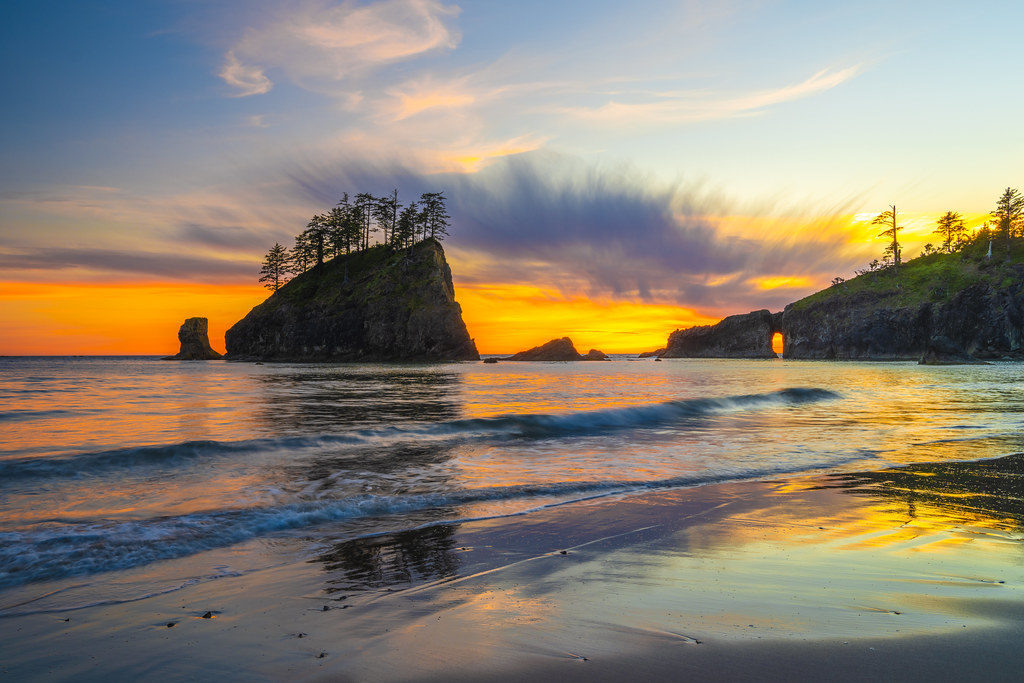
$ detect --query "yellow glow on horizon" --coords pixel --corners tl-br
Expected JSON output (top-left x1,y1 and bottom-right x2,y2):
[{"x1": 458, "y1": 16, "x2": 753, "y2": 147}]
[
  {"x1": 754, "y1": 275, "x2": 813, "y2": 290},
  {"x1": 457, "y1": 284, "x2": 717, "y2": 354},
  {"x1": 0, "y1": 281, "x2": 267, "y2": 355}
]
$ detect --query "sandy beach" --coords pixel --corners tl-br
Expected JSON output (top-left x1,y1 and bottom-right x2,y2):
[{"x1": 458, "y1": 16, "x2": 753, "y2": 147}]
[{"x1": 4, "y1": 454, "x2": 1023, "y2": 682}]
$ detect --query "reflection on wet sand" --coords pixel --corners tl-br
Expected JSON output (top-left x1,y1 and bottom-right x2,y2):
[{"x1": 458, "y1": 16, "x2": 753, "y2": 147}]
[
  {"x1": 314, "y1": 523, "x2": 461, "y2": 594},
  {"x1": 820, "y1": 453, "x2": 1024, "y2": 529}
]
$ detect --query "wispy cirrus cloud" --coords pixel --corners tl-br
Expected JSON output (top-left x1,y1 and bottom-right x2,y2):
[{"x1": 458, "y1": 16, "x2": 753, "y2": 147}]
[
  {"x1": 564, "y1": 66, "x2": 862, "y2": 126},
  {"x1": 219, "y1": 0, "x2": 460, "y2": 96},
  {"x1": 219, "y1": 50, "x2": 273, "y2": 97}
]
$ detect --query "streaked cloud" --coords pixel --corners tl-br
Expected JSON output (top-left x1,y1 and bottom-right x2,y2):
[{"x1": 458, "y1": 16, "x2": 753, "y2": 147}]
[
  {"x1": 565, "y1": 66, "x2": 862, "y2": 126},
  {"x1": 219, "y1": 50, "x2": 273, "y2": 97},
  {"x1": 224, "y1": 0, "x2": 460, "y2": 92}
]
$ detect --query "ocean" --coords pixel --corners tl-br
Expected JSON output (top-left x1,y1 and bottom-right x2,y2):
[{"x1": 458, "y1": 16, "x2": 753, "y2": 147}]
[{"x1": 1, "y1": 356, "x2": 1022, "y2": 615}]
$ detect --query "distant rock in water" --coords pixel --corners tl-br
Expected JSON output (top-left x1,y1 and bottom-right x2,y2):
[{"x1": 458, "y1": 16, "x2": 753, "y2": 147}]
[
  {"x1": 225, "y1": 239, "x2": 479, "y2": 362},
  {"x1": 637, "y1": 348, "x2": 665, "y2": 358},
  {"x1": 506, "y1": 337, "x2": 581, "y2": 361},
  {"x1": 163, "y1": 317, "x2": 222, "y2": 360},
  {"x1": 504, "y1": 337, "x2": 608, "y2": 361},
  {"x1": 919, "y1": 335, "x2": 988, "y2": 365},
  {"x1": 662, "y1": 310, "x2": 777, "y2": 359}
]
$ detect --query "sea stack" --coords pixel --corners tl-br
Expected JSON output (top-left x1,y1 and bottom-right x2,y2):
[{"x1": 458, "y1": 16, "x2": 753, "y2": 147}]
[
  {"x1": 505, "y1": 337, "x2": 608, "y2": 361},
  {"x1": 163, "y1": 317, "x2": 223, "y2": 360},
  {"x1": 225, "y1": 238, "x2": 479, "y2": 362}
]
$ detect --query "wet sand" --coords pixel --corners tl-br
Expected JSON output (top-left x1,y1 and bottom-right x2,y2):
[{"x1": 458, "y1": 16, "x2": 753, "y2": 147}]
[{"x1": 4, "y1": 455, "x2": 1024, "y2": 681}]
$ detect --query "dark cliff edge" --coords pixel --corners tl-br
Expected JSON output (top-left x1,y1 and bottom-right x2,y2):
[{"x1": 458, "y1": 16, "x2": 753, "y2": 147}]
[
  {"x1": 225, "y1": 239, "x2": 479, "y2": 362},
  {"x1": 662, "y1": 310, "x2": 777, "y2": 359},
  {"x1": 662, "y1": 251, "x2": 1024, "y2": 360}
]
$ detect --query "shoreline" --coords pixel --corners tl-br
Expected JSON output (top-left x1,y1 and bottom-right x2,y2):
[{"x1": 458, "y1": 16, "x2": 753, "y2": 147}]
[{"x1": 4, "y1": 455, "x2": 1024, "y2": 681}]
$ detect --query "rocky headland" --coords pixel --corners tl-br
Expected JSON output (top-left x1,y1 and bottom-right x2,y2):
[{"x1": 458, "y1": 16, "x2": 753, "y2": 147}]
[
  {"x1": 661, "y1": 310, "x2": 777, "y2": 359},
  {"x1": 661, "y1": 250, "x2": 1024, "y2": 361},
  {"x1": 163, "y1": 317, "x2": 222, "y2": 360},
  {"x1": 505, "y1": 337, "x2": 609, "y2": 361},
  {"x1": 225, "y1": 239, "x2": 479, "y2": 362}
]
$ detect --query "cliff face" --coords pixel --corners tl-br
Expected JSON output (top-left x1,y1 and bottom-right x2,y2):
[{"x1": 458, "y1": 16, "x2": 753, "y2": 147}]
[
  {"x1": 780, "y1": 263, "x2": 1024, "y2": 360},
  {"x1": 225, "y1": 239, "x2": 479, "y2": 362},
  {"x1": 659, "y1": 252, "x2": 1024, "y2": 361},
  {"x1": 662, "y1": 310, "x2": 777, "y2": 358}
]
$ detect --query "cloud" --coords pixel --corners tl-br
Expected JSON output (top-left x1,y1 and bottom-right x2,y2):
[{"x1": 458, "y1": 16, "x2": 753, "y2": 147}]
[
  {"x1": 564, "y1": 66, "x2": 862, "y2": 126},
  {"x1": 273, "y1": 150, "x2": 870, "y2": 313},
  {"x1": 224, "y1": 0, "x2": 460, "y2": 92},
  {"x1": 0, "y1": 246, "x2": 255, "y2": 282},
  {"x1": 219, "y1": 50, "x2": 273, "y2": 97}
]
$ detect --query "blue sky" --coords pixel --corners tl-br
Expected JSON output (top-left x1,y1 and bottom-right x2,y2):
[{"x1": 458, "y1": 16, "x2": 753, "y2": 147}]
[{"x1": 2, "y1": 1, "x2": 1023, "y2": 352}]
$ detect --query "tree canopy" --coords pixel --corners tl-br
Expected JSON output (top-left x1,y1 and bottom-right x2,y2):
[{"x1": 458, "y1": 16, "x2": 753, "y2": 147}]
[{"x1": 258, "y1": 189, "x2": 452, "y2": 286}]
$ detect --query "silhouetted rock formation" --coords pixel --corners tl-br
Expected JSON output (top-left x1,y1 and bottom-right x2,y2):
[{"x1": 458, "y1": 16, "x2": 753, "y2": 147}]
[
  {"x1": 660, "y1": 253, "x2": 1024, "y2": 361},
  {"x1": 662, "y1": 310, "x2": 777, "y2": 359},
  {"x1": 506, "y1": 337, "x2": 599, "y2": 361},
  {"x1": 779, "y1": 281, "x2": 1024, "y2": 360},
  {"x1": 163, "y1": 317, "x2": 222, "y2": 360},
  {"x1": 637, "y1": 348, "x2": 665, "y2": 358},
  {"x1": 225, "y1": 239, "x2": 479, "y2": 362}
]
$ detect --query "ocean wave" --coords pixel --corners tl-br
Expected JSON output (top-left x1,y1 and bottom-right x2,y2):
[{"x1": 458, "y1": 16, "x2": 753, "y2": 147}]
[
  {"x1": 0, "y1": 451, "x2": 864, "y2": 591},
  {"x1": 0, "y1": 388, "x2": 839, "y2": 481},
  {"x1": 410, "y1": 387, "x2": 840, "y2": 439}
]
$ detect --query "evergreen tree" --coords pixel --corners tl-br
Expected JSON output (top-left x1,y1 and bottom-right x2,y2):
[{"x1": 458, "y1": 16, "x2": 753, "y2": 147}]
[
  {"x1": 304, "y1": 213, "x2": 330, "y2": 266},
  {"x1": 354, "y1": 192, "x2": 376, "y2": 250},
  {"x1": 394, "y1": 201, "x2": 419, "y2": 248},
  {"x1": 290, "y1": 231, "x2": 314, "y2": 273},
  {"x1": 872, "y1": 205, "x2": 901, "y2": 273},
  {"x1": 258, "y1": 242, "x2": 291, "y2": 291},
  {"x1": 992, "y1": 187, "x2": 1024, "y2": 244},
  {"x1": 418, "y1": 191, "x2": 450, "y2": 241},
  {"x1": 374, "y1": 189, "x2": 400, "y2": 246},
  {"x1": 935, "y1": 211, "x2": 967, "y2": 253}
]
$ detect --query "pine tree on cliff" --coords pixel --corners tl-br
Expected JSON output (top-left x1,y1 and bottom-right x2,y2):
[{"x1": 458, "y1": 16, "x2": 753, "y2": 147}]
[
  {"x1": 418, "y1": 192, "x2": 450, "y2": 241},
  {"x1": 872, "y1": 205, "x2": 901, "y2": 274},
  {"x1": 259, "y1": 243, "x2": 291, "y2": 291},
  {"x1": 992, "y1": 187, "x2": 1024, "y2": 247},
  {"x1": 374, "y1": 189, "x2": 400, "y2": 246},
  {"x1": 291, "y1": 231, "x2": 314, "y2": 273},
  {"x1": 304, "y1": 213, "x2": 331, "y2": 266},
  {"x1": 935, "y1": 211, "x2": 968, "y2": 253},
  {"x1": 393, "y1": 201, "x2": 419, "y2": 248},
  {"x1": 354, "y1": 192, "x2": 377, "y2": 250}
]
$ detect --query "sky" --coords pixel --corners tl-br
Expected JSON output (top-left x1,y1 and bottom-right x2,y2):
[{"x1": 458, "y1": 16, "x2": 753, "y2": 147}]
[{"x1": 1, "y1": 0, "x2": 1022, "y2": 354}]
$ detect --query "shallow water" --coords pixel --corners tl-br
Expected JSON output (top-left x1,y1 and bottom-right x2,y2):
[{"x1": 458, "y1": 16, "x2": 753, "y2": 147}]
[{"x1": 1, "y1": 355, "x2": 1022, "y2": 602}]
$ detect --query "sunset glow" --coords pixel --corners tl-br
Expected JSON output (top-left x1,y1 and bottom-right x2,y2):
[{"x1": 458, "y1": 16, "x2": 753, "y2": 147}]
[{"x1": 1, "y1": 2, "x2": 1021, "y2": 355}]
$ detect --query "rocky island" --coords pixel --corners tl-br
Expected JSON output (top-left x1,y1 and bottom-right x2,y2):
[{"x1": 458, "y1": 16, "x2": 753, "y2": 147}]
[
  {"x1": 505, "y1": 337, "x2": 609, "y2": 361},
  {"x1": 661, "y1": 249, "x2": 1024, "y2": 361},
  {"x1": 163, "y1": 317, "x2": 222, "y2": 360},
  {"x1": 225, "y1": 238, "x2": 479, "y2": 362}
]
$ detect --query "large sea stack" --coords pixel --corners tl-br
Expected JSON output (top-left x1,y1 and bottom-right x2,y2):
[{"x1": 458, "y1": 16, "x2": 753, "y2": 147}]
[
  {"x1": 658, "y1": 250, "x2": 1024, "y2": 360},
  {"x1": 163, "y1": 317, "x2": 223, "y2": 360},
  {"x1": 225, "y1": 239, "x2": 479, "y2": 362},
  {"x1": 661, "y1": 310, "x2": 777, "y2": 359}
]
